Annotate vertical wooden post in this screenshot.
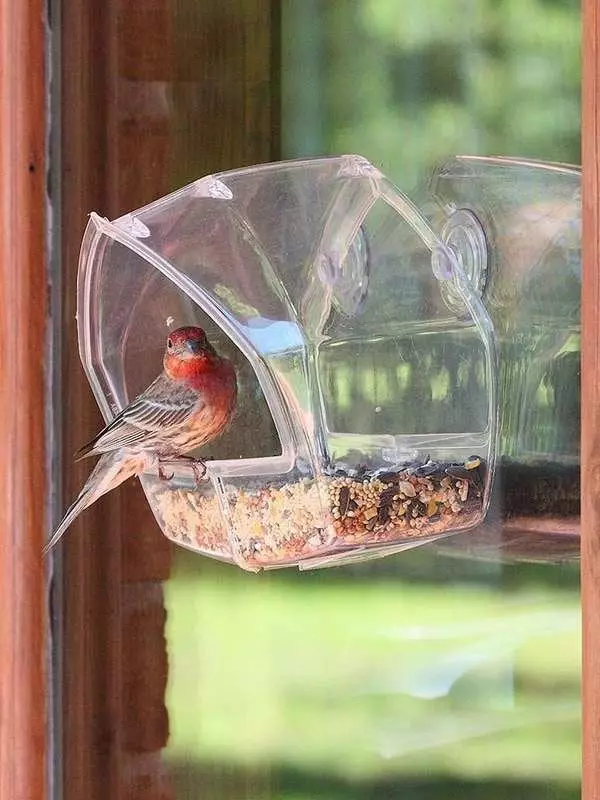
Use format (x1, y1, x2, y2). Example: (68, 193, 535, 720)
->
(0, 0, 47, 798)
(59, 1, 280, 798)
(582, 0, 600, 796)
(60, 1, 174, 797)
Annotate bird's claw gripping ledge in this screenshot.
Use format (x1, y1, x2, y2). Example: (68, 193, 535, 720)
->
(157, 456, 208, 486)
(158, 460, 175, 481)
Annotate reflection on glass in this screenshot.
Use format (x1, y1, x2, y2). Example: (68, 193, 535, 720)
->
(165, 557, 579, 799)
(164, 0, 580, 797)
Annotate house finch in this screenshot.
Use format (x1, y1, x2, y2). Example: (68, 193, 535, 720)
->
(44, 326, 237, 554)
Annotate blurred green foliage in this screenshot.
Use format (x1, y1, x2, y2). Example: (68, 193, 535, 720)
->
(284, 0, 580, 188)
(281, 0, 582, 465)
(166, 561, 580, 798)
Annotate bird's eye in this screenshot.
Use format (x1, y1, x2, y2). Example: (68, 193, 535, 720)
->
(167, 337, 173, 350)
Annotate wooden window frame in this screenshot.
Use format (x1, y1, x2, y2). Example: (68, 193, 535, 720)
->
(57, 2, 279, 799)
(581, 0, 599, 795)
(0, 0, 48, 798)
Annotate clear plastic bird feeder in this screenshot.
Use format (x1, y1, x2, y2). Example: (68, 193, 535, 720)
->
(77, 155, 498, 570)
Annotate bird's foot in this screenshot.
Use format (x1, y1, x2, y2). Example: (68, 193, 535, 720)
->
(157, 455, 208, 487)
(178, 455, 208, 486)
(157, 459, 175, 481)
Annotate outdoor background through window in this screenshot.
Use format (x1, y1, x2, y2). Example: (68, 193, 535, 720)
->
(164, 2, 581, 798)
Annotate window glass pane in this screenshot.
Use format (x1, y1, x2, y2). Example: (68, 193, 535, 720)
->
(164, 2, 580, 799)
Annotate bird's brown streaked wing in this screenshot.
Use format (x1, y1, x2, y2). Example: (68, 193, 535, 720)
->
(75, 375, 203, 458)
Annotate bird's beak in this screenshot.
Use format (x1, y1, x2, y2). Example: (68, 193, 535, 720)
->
(185, 338, 204, 355)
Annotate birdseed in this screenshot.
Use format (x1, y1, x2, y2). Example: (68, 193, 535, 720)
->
(147, 457, 486, 570)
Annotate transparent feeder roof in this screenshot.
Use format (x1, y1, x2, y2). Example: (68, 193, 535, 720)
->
(79, 154, 495, 395)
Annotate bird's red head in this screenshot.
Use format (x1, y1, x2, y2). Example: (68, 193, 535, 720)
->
(163, 326, 217, 380)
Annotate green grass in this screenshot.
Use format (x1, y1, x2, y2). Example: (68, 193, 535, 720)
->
(164, 556, 580, 787)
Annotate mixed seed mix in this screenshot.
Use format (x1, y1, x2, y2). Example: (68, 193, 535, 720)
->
(149, 457, 486, 570)
(151, 488, 232, 561)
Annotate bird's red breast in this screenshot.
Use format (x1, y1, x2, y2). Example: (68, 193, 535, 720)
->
(166, 353, 237, 454)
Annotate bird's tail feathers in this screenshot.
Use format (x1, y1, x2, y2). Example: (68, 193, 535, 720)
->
(43, 453, 140, 555)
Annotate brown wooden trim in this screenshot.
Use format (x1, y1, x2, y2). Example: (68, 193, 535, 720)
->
(59, 1, 280, 798)
(582, 0, 599, 795)
(0, 0, 48, 798)
(59, 1, 174, 796)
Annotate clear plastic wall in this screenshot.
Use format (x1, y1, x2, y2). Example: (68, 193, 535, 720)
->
(78, 155, 498, 570)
